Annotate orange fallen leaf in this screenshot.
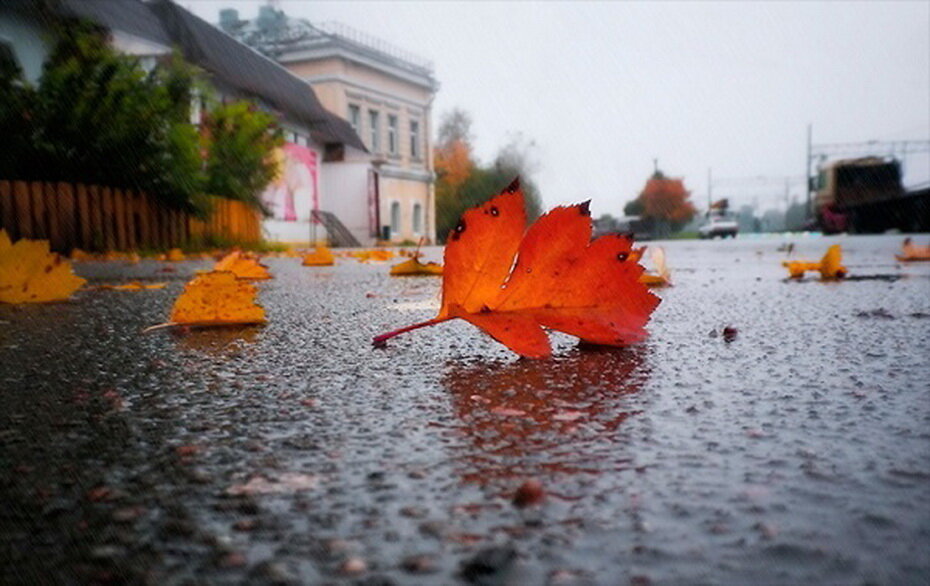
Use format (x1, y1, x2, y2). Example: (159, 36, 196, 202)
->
(373, 179, 660, 358)
(214, 250, 272, 280)
(0, 230, 86, 303)
(390, 257, 443, 276)
(144, 270, 265, 331)
(783, 244, 847, 279)
(390, 238, 442, 276)
(896, 238, 930, 262)
(302, 246, 335, 266)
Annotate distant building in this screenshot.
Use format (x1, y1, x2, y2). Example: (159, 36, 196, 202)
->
(1, 0, 370, 245)
(219, 4, 439, 243)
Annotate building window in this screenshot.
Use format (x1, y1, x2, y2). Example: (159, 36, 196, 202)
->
(409, 119, 420, 159)
(348, 104, 360, 134)
(390, 201, 401, 237)
(387, 115, 398, 155)
(369, 110, 380, 152)
(413, 203, 422, 235)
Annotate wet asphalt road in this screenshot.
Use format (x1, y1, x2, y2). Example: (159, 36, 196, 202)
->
(1, 234, 929, 585)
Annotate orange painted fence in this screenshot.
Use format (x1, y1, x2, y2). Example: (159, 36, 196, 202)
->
(0, 180, 261, 252)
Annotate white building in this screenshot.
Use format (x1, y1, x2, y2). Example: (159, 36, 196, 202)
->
(1, 0, 371, 246)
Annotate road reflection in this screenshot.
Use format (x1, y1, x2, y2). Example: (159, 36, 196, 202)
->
(442, 345, 651, 490)
(172, 325, 261, 355)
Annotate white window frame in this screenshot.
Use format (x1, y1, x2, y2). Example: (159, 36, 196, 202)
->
(387, 114, 398, 155)
(390, 201, 401, 238)
(369, 110, 380, 153)
(348, 104, 360, 134)
(412, 202, 423, 236)
(409, 119, 420, 159)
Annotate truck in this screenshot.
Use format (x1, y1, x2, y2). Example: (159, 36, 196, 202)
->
(698, 213, 739, 239)
(813, 157, 929, 234)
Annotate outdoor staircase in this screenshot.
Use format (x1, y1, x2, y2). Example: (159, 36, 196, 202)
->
(311, 210, 361, 247)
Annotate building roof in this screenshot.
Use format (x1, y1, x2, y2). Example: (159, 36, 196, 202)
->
(36, 0, 365, 150)
(220, 7, 438, 92)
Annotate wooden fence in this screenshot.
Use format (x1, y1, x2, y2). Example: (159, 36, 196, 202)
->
(0, 180, 261, 252)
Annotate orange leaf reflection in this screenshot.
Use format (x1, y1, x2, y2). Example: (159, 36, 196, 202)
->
(442, 346, 650, 493)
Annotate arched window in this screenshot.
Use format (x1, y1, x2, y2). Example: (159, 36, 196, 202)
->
(390, 201, 401, 237)
(413, 203, 423, 235)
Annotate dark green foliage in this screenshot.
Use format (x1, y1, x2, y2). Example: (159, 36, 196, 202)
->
(202, 102, 283, 212)
(0, 23, 282, 214)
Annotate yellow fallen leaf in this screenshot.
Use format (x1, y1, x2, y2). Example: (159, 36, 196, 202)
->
(145, 270, 265, 331)
(639, 246, 671, 287)
(782, 244, 847, 279)
(302, 246, 335, 266)
(350, 249, 395, 263)
(390, 257, 443, 276)
(70, 248, 93, 262)
(214, 250, 272, 280)
(166, 248, 186, 262)
(100, 281, 168, 291)
(819, 245, 846, 279)
(0, 230, 86, 303)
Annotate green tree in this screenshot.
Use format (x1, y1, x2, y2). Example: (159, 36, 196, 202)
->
(0, 23, 285, 215)
(202, 102, 283, 211)
(4, 23, 205, 210)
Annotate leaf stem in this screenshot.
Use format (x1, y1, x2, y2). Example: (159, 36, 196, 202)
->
(372, 317, 448, 348)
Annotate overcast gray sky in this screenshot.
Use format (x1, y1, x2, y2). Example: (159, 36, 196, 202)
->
(185, 0, 930, 215)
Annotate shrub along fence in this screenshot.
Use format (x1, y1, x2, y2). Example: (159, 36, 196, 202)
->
(0, 180, 261, 253)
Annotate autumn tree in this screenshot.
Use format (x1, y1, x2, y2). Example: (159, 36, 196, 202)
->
(492, 132, 543, 221)
(434, 108, 475, 189)
(625, 169, 696, 236)
(434, 110, 544, 242)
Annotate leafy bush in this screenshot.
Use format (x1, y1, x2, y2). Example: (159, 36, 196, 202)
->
(0, 23, 282, 215)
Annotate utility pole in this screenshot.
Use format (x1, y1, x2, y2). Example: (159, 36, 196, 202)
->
(707, 167, 713, 213)
(805, 123, 812, 221)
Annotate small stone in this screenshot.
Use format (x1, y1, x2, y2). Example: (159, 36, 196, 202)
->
(722, 326, 738, 342)
(401, 554, 438, 574)
(460, 545, 516, 583)
(400, 506, 428, 519)
(512, 479, 545, 508)
(250, 560, 297, 583)
(755, 521, 778, 539)
(234, 519, 257, 531)
(340, 557, 367, 575)
(218, 552, 247, 568)
(418, 520, 446, 539)
(112, 507, 144, 523)
(90, 545, 124, 560)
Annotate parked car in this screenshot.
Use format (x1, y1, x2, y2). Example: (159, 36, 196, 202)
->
(698, 215, 739, 239)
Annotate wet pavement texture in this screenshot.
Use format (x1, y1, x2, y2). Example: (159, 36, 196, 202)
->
(1, 234, 929, 585)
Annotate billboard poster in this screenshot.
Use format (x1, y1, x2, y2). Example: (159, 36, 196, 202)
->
(261, 143, 319, 223)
